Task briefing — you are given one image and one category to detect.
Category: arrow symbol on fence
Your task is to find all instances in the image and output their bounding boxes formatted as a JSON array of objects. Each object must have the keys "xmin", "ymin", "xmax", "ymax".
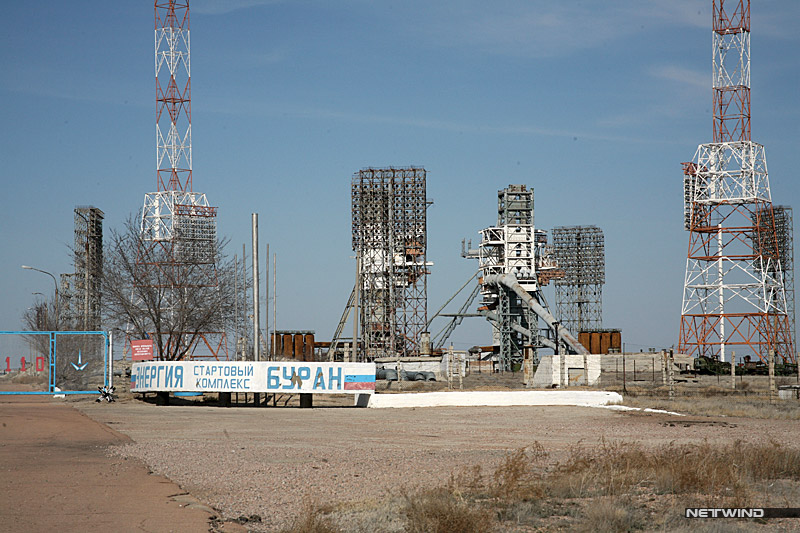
[{"xmin": 71, "ymin": 350, "xmax": 88, "ymax": 371}]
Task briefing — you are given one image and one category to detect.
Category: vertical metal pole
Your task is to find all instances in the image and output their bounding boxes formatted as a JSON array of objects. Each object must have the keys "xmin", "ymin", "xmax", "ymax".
[
  {"xmin": 768, "ymin": 348, "xmax": 776, "ymax": 404},
  {"xmin": 730, "ymin": 349, "xmax": 736, "ymax": 390},
  {"xmin": 583, "ymin": 351, "xmax": 589, "ymax": 386},
  {"xmin": 668, "ymin": 349, "xmax": 675, "ymax": 400},
  {"xmin": 353, "ymin": 251, "xmax": 360, "ymax": 362},
  {"xmin": 233, "ymin": 254, "xmax": 238, "ymax": 360},
  {"xmin": 109, "ymin": 331, "xmax": 113, "ymax": 389},
  {"xmin": 273, "ymin": 252, "xmax": 277, "ymax": 357},
  {"xmin": 718, "ymin": 224, "xmax": 726, "ymax": 363},
  {"xmin": 242, "ymin": 243, "xmax": 247, "ymax": 359},
  {"xmin": 252, "ymin": 214, "xmax": 260, "ymax": 362},
  {"xmin": 622, "ymin": 352, "xmax": 627, "ymax": 393},
  {"xmin": 265, "ymin": 243, "xmax": 270, "ymax": 359}
]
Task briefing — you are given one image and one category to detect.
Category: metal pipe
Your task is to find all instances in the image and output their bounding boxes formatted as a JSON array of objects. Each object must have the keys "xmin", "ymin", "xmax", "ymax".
[
  {"xmin": 478, "ymin": 309, "xmax": 557, "ymax": 351},
  {"xmin": 482, "ymin": 274, "xmax": 589, "ymax": 355},
  {"xmin": 233, "ymin": 254, "xmax": 238, "ymax": 358},
  {"xmin": 353, "ymin": 251, "xmax": 360, "ymax": 362},
  {"xmin": 273, "ymin": 252, "xmax": 277, "ymax": 358},
  {"xmin": 251, "ymin": 214, "xmax": 260, "ymax": 362},
  {"xmin": 265, "ymin": 243, "xmax": 269, "ymax": 359}
]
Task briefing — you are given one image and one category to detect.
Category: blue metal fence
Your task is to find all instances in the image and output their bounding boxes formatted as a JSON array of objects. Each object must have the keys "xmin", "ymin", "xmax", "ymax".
[{"xmin": 0, "ymin": 331, "xmax": 110, "ymax": 395}]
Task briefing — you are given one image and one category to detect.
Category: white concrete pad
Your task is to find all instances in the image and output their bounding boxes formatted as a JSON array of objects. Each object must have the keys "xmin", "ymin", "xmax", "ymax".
[{"xmin": 367, "ymin": 390, "xmax": 623, "ymax": 409}]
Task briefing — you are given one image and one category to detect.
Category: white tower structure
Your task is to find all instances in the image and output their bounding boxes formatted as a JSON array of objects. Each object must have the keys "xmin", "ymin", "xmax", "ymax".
[
  {"xmin": 679, "ymin": 0, "xmax": 794, "ymax": 364},
  {"xmin": 136, "ymin": 1, "xmax": 226, "ymax": 360}
]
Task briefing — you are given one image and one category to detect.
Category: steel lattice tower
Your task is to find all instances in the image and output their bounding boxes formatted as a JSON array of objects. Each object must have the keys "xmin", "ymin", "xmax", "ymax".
[
  {"xmin": 552, "ymin": 226, "xmax": 605, "ymax": 334},
  {"xmin": 137, "ymin": 1, "xmax": 227, "ymax": 360},
  {"xmin": 351, "ymin": 167, "xmax": 429, "ymax": 360},
  {"xmin": 679, "ymin": 0, "xmax": 794, "ymax": 364}
]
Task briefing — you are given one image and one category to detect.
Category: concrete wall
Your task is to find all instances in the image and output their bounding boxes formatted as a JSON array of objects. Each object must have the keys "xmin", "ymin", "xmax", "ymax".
[{"xmin": 532, "ymin": 354, "xmax": 601, "ymax": 388}]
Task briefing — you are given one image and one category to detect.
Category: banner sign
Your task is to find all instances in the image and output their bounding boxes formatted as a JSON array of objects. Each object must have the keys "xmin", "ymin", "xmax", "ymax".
[
  {"xmin": 131, "ymin": 361, "xmax": 375, "ymax": 395},
  {"xmin": 131, "ymin": 340, "xmax": 154, "ymax": 362}
]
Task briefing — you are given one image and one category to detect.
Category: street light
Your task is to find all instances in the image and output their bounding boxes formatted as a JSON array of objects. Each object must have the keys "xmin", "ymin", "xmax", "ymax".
[{"xmin": 21, "ymin": 265, "xmax": 59, "ymax": 330}]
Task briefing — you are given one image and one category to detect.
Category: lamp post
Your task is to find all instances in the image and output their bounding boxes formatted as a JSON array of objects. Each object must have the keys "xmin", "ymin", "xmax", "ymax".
[
  {"xmin": 22, "ymin": 265, "xmax": 59, "ymax": 330},
  {"xmin": 32, "ymin": 292, "xmax": 47, "ymax": 329}
]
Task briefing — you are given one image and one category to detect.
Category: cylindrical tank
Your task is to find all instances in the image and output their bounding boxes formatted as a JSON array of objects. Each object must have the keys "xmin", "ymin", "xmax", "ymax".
[
  {"xmin": 578, "ymin": 332, "xmax": 591, "ymax": 353},
  {"xmin": 282, "ymin": 333, "xmax": 293, "ymax": 357},
  {"xmin": 304, "ymin": 333, "xmax": 315, "ymax": 362},
  {"xmin": 590, "ymin": 332, "xmax": 601, "ymax": 355},
  {"xmin": 611, "ymin": 330, "xmax": 622, "ymax": 353},
  {"xmin": 293, "ymin": 334, "xmax": 304, "ymax": 360},
  {"xmin": 600, "ymin": 332, "xmax": 611, "ymax": 355},
  {"xmin": 270, "ymin": 332, "xmax": 281, "ymax": 357}
]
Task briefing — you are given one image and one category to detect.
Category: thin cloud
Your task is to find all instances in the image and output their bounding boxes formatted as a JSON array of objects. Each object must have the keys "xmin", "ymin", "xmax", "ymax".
[
  {"xmin": 396, "ymin": 0, "xmax": 708, "ymax": 58},
  {"xmin": 192, "ymin": 0, "xmax": 283, "ymax": 15},
  {"xmin": 649, "ymin": 65, "xmax": 708, "ymax": 91}
]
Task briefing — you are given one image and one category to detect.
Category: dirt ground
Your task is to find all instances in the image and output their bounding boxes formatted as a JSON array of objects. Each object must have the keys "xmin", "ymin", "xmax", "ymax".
[
  {"xmin": 0, "ymin": 386, "xmax": 245, "ymax": 533},
  {"xmin": 3, "ymin": 372, "xmax": 800, "ymax": 532},
  {"xmin": 79, "ymin": 392, "xmax": 800, "ymax": 531}
]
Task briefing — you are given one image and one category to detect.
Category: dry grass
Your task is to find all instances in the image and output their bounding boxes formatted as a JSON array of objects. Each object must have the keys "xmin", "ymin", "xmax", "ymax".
[
  {"xmin": 285, "ymin": 440, "xmax": 800, "ymax": 532},
  {"xmin": 553, "ymin": 439, "xmax": 800, "ymax": 502},
  {"xmin": 402, "ymin": 488, "xmax": 493, "ymax": 533},
  {"xmin": 280, "ymin": 500, "xmax": 342, "ymax": 533},
  {"xmin": 623, "ymin": 394, "xmax": 800, "ymax": 420},
  {"xmin": 574, "ymin": 497, "xmax": 645, "ymax": 533}
]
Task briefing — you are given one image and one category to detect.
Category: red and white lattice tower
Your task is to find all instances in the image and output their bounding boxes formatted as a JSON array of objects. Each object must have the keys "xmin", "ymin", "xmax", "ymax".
[
  {"xmin": 679, "ymin": 0, "xmax": 794, "ymax": 364},
  {"xmin": 137, "ymin": 1, "xmax": 227, "ymax": 360}
]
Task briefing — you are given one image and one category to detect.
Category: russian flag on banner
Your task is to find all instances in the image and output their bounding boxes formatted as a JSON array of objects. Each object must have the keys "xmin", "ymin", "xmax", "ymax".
[
  {"xmin": 344, "ymin": 373, "xmax": 375, "ymax": 391},
  {"xmin": 130, "ymin": 374, "xmax": 136, "ymax": 389}
]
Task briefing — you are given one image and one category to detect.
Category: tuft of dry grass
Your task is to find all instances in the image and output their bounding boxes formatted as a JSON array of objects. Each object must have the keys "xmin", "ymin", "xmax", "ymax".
[
  {"xmin": 402, "ymin": 488, "xmax": 493, "ymax": 533},
  {"xmin": 552, "ymin": 439, "xmax": 800, "ymax": 504},
  {"xmin": 280, "ymin": 500, "xmax": 342, "ymax": 533},
  {"xmin": 490, "ymin": 442, "xmax": 548, "ymax": 501},
  {"xmin": 574, "ymin": 497, "xmax": 644, "ymax": 533}
]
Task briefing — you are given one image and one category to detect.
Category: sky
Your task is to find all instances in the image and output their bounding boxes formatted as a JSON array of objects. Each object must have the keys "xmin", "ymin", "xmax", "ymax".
[{"xmin": 1, "ymin": 0, "xmax": 799, "ymax": 354}]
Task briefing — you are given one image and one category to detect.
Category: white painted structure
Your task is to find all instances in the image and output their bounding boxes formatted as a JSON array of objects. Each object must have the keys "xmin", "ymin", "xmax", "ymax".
[
  {"xmin": 532, "ymin": 353, "xmax": 601, "ymax": 388},
  {"xmin": 367, "ymin": 390, "xmax": 621, "ymax": 409},
  {"xmin": 131, "ymin": 361, "xmax": 375, "ymax": 394}
]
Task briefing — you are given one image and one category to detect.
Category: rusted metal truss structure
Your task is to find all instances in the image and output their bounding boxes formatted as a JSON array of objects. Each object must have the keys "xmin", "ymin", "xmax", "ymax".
[
  {"xmin": 552, "ymin": 226, "xmax": 605, "ymax": 334},
  {"xmin": 679, "ymin": 0, "xmax": 794, "ymax": 364},
  {"xmin": 135, "ymin": 0, "xmax": 227, "ymax": 360},
  {"xmin": 64, "ymin": 207, "xmax": 104, "ymax": 330},
  {"xmin": 351, "ymin": 167, "xmax": 429, "ymax": 360},
  {"xmin": 751, "ymin": 206, "xmax": 796, "ymax": 354}
]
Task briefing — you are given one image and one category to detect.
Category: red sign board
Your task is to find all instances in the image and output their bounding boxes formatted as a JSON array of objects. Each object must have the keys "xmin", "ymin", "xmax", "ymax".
[{"xmin": 131, "ymin": 340, "xmax": 154, "ymax": 361}]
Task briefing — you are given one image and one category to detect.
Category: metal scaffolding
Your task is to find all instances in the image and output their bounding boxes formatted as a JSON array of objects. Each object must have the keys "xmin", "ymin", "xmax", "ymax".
[
  {"xmin": 135, "ymin": 0, "xmax": 227, "ymax": 360},
  {"xmin": 679, "ymin": 0, "xmax": 794, "ymax": 364},
  {"xmin": 463, "ymin": 185, "xmax": 584, "ymax": 371},
  {"xmin": 74, "ymin": 206, "xmax": 104, "ymax": 330},
  {"xmin": 551, "ymin": 226, "xmax": 605, "ymax": 334},
  {"xmin": 351, "ymin": 167, "xmax": 429, "ymax": 360},
  {"xmin": 751, "ymin": 205, "xmax": 796, "ymax": 354}
]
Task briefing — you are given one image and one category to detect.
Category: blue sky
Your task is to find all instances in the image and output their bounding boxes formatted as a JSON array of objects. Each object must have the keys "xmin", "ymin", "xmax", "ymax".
[{"xmin": 1, "ymin": 1, "xmax": 798, "ymax": 353}]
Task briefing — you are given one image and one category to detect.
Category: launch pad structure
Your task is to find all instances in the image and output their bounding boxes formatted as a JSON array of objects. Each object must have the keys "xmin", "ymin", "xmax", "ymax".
[
  {"xmin": 464, "ymin": 185, "xmax": 587, "ymax": 372},
  {"xmin": 60, "ymin": 206, "xmax": 104, "ymax": 331},
  {"xmin": 349, "ymin": 167, "xmax": 430, "ymax": 361},
  {"xmin": 551, "ymin": 226, "xmax": 605, "ymax": 335}
]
